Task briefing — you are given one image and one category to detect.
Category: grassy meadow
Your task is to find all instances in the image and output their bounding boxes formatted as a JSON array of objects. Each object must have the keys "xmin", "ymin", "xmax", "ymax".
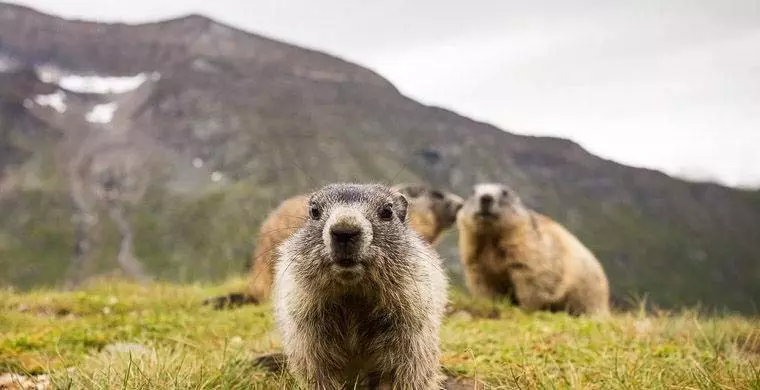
[{"xmin": 1, "ymin": 276, "xmax": 758, "ymax": 389}]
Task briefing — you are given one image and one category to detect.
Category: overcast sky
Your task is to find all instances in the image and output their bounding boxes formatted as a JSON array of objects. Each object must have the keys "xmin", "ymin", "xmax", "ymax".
[{"xmin": 10, "ymin": 0, "xmax": 760, "ymax": 188}]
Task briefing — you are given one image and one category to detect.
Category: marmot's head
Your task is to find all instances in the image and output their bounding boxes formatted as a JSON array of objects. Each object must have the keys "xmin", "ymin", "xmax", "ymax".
[
  {"xmin": 392, "ymin": 183, "xmax": 464, "ymax": 243},
  {"xmin": 281, "ymin": 183, "xmax": 412, "ymax": 286},
  {"xmin": 458, "ymin": 183, "xmax": 528, "ymax": 230}
]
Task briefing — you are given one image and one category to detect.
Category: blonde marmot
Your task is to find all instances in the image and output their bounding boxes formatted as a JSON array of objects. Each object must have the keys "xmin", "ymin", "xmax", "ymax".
[
  {"xmin": 204, "ymin": 183, "xmax": 462, "ymax": 309},
  {"xmin": 273, "ymin": 183, "xmax": 448, "ymax": 389},
  {"xmin": 457, "ymin": 183, "xmax": 610, "ymax": 316},
  {"xmin": 244, "ymin": 194, "xmax": 310, "ymax": 305}
]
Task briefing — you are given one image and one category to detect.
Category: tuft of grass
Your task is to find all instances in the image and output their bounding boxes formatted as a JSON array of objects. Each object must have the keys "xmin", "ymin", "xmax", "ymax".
[{"xmin": 1, "ymin": 278, "xmax": 758, "ymax": 389}]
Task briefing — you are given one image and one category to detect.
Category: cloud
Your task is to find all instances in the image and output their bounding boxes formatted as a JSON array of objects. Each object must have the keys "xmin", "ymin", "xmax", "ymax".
[{"xmin": 358, "ymin": 2, "xmax": 760, "ymax": 187}]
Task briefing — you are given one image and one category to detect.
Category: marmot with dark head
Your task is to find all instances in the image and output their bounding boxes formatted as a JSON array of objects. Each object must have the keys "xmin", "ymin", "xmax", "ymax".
[
  {"xmin": 457, "ymin": 183, "xmax": 610, "ymax": 316},
  {"xmin": 203, "ymin": 183, "xmax": 462, "ymax": 309},
  {"xmin": 392, "ymin": 183, "xmax": 464, "ymax": 245},
  {"xmin": 273, "ymin": 183, "xmax": 448, "ymax": 389}
]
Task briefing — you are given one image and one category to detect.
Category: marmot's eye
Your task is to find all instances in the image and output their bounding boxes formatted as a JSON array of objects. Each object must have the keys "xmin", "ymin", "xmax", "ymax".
[
  {"xmin": 501, "ymin": 189, "xmax": 509, "ymax": 198},
  {"xmin": 309, "ymin": 205, "xmax": 321, "ymax": 220},
  {"xmin": 430, "ymin": 190, "xmax": 444, "ymax": 200},
  {"xmin": 378, "ymin": 204, "xmax": 394, "ymax": 221}
]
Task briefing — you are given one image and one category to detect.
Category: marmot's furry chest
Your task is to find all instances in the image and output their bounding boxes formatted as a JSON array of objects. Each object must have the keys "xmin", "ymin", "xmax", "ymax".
[
  {"xmin": 500, "ymin": 218, "xmax": 562, "ymax": 272},
  {"xmin": 469, "ymin": 220, "xmax": 561, "ymax": 282},
  {"xmin": 308, "ymin": 294, "xmax": 405, "ymax": 356},
  {"xmin": 472, "ymin": 234, "xmax": 532, "ymax": 273}
]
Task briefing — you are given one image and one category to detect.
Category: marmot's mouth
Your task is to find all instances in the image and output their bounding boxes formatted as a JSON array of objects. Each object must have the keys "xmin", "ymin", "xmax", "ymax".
[
  {"xmin": 331, "ymin": 260, "xmax": 365, "ymax": 284},
  {"xmin": 334, "ymin": 257, "xmax": 359, "ymax": 268},
  {"xmin": 475, "ymin": 211, "xmax": 498, "ymax": 220}
]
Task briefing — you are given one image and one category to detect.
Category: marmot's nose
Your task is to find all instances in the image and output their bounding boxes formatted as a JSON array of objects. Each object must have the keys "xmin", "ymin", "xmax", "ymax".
[
  {"xmin": 480, "ymin": 194, "xmax": 494, "ymax": 209},
  {"xmin": 330, "ymin": 225, "xmax": 361, "ymax": 244}
]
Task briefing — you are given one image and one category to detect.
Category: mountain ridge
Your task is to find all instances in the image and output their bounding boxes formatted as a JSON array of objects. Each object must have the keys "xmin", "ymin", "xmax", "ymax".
[{"xmin": 1, "ymin": 1, "xmax": 750, "ymax": 190}]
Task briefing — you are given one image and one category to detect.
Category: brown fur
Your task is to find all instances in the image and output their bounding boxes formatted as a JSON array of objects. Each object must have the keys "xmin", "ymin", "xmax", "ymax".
[
  {"xmin": 245, "ymin": 194, "xmax": 310, "ymax": 303},
  {"xmin": 457, "ymin": 183, "xmax": 610, "ymax": 317},
  {"xmin": 273, "ymin": 183, "xmax": 448, "ymax": 389},
  {"xmin": 203, "ymin": 184, "xmax": 462, "ymax": 309}
]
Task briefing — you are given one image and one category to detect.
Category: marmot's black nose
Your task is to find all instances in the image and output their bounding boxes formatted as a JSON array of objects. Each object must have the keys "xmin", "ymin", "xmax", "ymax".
[
  {"xmin": 480, "ymin": 194, "xmax": 494, "ymax": 209},
  {"xmin": 330, "ymin": 225, "xmax": 361, "ymax": 244}
]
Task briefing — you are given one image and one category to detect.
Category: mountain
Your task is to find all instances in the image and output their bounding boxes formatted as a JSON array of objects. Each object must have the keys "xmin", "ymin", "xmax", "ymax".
[{"xmin": 0, "ymin": 3, "xmax": 758, "ymax": 313}]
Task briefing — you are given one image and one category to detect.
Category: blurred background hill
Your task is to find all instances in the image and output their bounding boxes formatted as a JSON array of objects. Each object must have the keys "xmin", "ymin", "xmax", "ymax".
[{"xmin": 0, "ymin": 3, "xmax": 758, "ymax": 313}]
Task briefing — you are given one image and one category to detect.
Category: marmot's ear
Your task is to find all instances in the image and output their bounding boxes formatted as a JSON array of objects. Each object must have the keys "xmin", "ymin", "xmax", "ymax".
[
  {"xmin": 394, "ymin": 192, "xmax": 409, "ymax": 222},
  {"xmin": 448, "ymin": 193, "xmax": 464, "ymax": 215}
]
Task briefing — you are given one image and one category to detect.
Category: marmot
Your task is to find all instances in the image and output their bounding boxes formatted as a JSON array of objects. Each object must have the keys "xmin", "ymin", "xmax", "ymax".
[
  {"xmin": 457, "ymin": 183, "xmax": 610, "ymax": 316},
  {"xmin": 245, "ymin": 194, "xmax": 310, "ymax": 305},
  {"xmin": 203, "ymin": 183, "xmax": 462, "ymax": 309},
  {"xmin": 273, "ymin": 183, "xmax": 448, "ymax": 389},
  {"xmin": 392, "ymin": 183, "xmax": 464, "ymax": 245}
]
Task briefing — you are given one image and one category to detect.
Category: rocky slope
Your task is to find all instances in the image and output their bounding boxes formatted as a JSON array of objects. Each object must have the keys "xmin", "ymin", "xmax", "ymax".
[{"xmin": 0, "ymin": 2, "xmax": 758, "ymax": 313}]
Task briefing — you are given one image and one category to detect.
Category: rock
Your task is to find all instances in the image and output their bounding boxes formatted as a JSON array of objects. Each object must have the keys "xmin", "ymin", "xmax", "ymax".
[
  {"xmin": 0, "ymin": 373, "xmax": 50, "ymax": 390},
  {"xmin": 448, "ymin": 310, "xmax": 474, "ymax": 322},
  {"xmin": 442, "ymin": 376, "xmax": 486, "ymax": 390}
]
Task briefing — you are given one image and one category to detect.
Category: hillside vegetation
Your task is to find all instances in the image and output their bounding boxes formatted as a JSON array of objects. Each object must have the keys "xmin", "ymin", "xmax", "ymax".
[{"xmin": 1, "ymin": 277, "xmax": 758, "ymax": 389}]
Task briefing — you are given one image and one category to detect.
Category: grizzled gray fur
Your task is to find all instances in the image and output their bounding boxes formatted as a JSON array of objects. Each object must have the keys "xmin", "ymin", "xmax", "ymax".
[{"xmin": 272, "ymin": 183, "xmax": 449, "ymax": 389}]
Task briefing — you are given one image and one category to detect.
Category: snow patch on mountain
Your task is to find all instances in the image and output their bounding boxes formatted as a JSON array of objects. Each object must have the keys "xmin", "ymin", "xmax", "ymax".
[
  {"xmin": 85, "ymin": 102, "xmax": 119, "ymax": 124},
  {"xmin": 31, "ymin": 90, "xmax": 67, "ymax": 113},
  {"xmin": 34, "ymin": 64, "xmax": 161, "ymax": 94},
  {"xmin": 60, "ymin": 74, "xmax": 151, "ymax": 94}
]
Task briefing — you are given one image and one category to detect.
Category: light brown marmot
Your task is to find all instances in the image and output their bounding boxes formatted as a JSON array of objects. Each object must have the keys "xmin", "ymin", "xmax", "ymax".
[
  {"xmin": 457, "ymin": 183, "xmax": 610, "ymax": 316},
  {"xmin": 273, "ymin": 183, "xmax": 448, "ymax": 389},
  {"xmin": 245, "ymin": 194, "xmax": 310, "ymax": 305},
  {"xmin": 203, "ymin": 183, "xmax": 462, "ymax": 309}
]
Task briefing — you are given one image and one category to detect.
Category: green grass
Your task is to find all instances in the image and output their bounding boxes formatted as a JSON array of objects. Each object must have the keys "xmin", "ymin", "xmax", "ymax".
[{"xmin": 1, "ymin": 277, "xmax": 758, "ymax": 389}]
